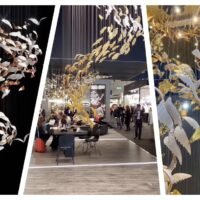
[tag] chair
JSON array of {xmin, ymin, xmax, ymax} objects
[
  {"xmin": 84, "ymin": 124, "xmax": 101, "ymax": 155},
  {"xmin": 76, "ymin": 126, "xmax": 91, "ymax": 152},
  {"xmin": 56, "ymin": 134, "xmax": 75, "ymax": 165}
]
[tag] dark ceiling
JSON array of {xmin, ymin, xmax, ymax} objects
[
  {"xmin": 95, "ymin": 60, "xmax": 147, "ymax": 81},
  {"xmin": 50, "ymin": 5, "xmax": 147, "ymax": 81}
]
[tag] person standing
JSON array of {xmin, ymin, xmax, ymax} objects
[
  {"xmin": 119, "ymin": 105, "xmax": 125, "ymax": 127},
  {"xmin": 134, "ymin": 104, "xmax": 144, "ymax": 140},
  {"xmin": 125, "ymin": 105, "xmax": 131, "ymax": 131},
  {"xmin": 113, "ymin": 106, "xmax": 122, "ymax": 129}
]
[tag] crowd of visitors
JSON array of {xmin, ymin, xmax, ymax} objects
[
  {"xmin": 111, "ymin": 104, "xmax": 148, "ymax": 140},
  {"xmin": 36, "ymin": 107, "xmax": 80, "ymax": 148}
]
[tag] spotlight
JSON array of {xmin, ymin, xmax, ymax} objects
[
  {"xmin": 174, "ymin": 6, "xmax": 181, "ymax": 14},
  {"xmin": 182, "ymin": 102, "xmax": 190, "ymax": 110}
]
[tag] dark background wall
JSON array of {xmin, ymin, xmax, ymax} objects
[
  {"xmin": 0, "ymin": 6, "xmax": 54, "ymax": 194},
  {"xmin": 51, "ymin": 6, "xmax": 146, "ymax": 61},
  {"xmin": 160, "ymin": 34, "xmax": 200, "ymax": 195}
]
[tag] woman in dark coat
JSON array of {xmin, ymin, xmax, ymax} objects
[{"xmin": 125, "ymin": 105, "xmax": 131, "ymax": 131}]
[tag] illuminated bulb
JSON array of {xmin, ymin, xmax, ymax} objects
[
  {"xmin": 193, "ymin": 16, "xmax": 198, "ymax": 23},
  {"xmin": 177, "ymin": 32, "xmax": 183, "ymax": 38},
  {"xmin": 149, "ymin": 25, "xmax": 153, "ymax": 29},
  {"xmin": 174, "ymin": 6, "xmax": 181, "ymax": 14},
  {"xmin": 176, "ymin": 54, "xmax": 180, "ymax": 59},
  {"xmin": 195, "ymin": 42, "xmax": 198, "ymax": 47},
  {"xmin": 182, "ymin": 102, "xmax": 189, "ymax": 110}
]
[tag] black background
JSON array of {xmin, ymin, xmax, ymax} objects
[{"xmin": 0, "ymin": 6, "xmax": 54, "ymax": 194}]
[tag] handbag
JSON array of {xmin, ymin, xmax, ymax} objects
[{"xmin": 35, "ymin": 128, "xmax": 46, "ymax": 153}]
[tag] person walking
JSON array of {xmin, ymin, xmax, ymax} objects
[
  {"xmin": 134, "ymin": 104, "xmax": 144, "ymax": 140},
  {"xmin": 125, "ymin": 105, "xmax": 131, "ymax": 131}
]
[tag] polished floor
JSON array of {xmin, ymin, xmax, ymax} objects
[{"xmin": 24, "ymin": 129, "xmax": 159, "ymax": 194}]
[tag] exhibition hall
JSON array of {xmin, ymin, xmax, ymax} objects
[{"xmin": 24, "ymin": 5, "xmax": 159, "ymax": 195}]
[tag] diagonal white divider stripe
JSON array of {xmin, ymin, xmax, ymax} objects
[
  {"xmin": 141, "ymin": 5, "xmax": 166, "ymax": 195},
  {"xmin": 18, "ymin": 5, "xmax": 61, "ymax": 196},
  {"xmin": 29, "ymin": 162, "xmax": 157, "ymax": 169}
]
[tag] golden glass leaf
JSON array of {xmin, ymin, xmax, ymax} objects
[
  {"xmin": 132, "ymin": 38, "xmax": 137, "ymax": 46},
  {"xmin": 136, "ymin": 30, "xmax": 143, "ymax": 38},
  {"xmin": 100, "ymin": 26, "xmax": 107, "ymax": 35},
  {"xmin": 108, "ymin": 52, "xmax": 115, "ymax": 58},
  {"xmin": 92, "ymin": 37, "xmax": 103, "ymax": 47},
  {"xmin": 99, "ymin": 56, "xmax": 107, "ymax": 63},
  {"xmin": 193, "ymin": 106, "xmax": 200, "ymax": 111},
  {"xmin": 170, "ymin": 189, "xmax": 182, "ymax": 195},
  {"xmin": 159, "ymin": 79, "xmax": 176, "ymax": 95},
  {"xmin": 102, "ymin": 41, "xmax": 110, "ymax": 51},
  {"xmin": 112, "ymin": 45, "xmax": 120, "ymax": 51},
  {"xmin": 120, "ymin": 42, "xmax": 130, "ymax": 54},
  {"xmin": 98, "ymin": 14, "xmax": 104, "ymax": 20},
  {"xmin": 160, "ymin": 124, "xmax": 169, "ymax": 137},
  {"xmin": 180, "ymin": 110, "xmax": 188, "ymax": 117},
  {"xmin": 118, "ymin": 34, "xmax": 123, "ymax": 42},
  {"xmin": 111, "ymin": 53, "xmax": 120, "ymax": 60},
  {"xmin": 180, "ymin": 93, "xmax": 193, "ymax": 100},
  {"xmin": 190, "ymin": 128, "xmax": 200, "ymax": 143},
  {"xmin": 121, "ymin": 28, "xmax": 127, "ymax": 38},
  {"xmin": 109, "ymin": 41, "xmax": 116, "ymax": 49},
  {"xmin": 108, "ymin": 28, "xmax": 118, "ymax": 40}
]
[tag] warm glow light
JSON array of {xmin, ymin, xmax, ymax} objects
[
  {"xmin": 176, "ymin": 54, "xmax": 180, "ymax": 59},
  {"xmin": 177, "ymin": 32, "xmax": 183, "ymax": 39},
  {"xmin": 182, "ymin": 102, "xmax": 190, "ymax": 110},
  {"xmin": 174, "ymin": 6, "xmax": 181, "ymax": 14},
  {"xmin": 195, "ymin": 42, "xmax": 198, "ymax": 47},
  {"xmin": 193, "ymin": 16, "xmax": 198, "ymax": 23},
  {"xmin": 49, "ymin": 99, "xmax": 65, "ymax": 104}
]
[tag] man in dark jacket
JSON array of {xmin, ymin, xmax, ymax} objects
[{"xmin": 134, "ymin": 104, "xmax": 145, "ymax": 140}]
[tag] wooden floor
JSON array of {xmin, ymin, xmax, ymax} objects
[{"xmin": 24, "ymin": 129, "xmax": 160, "ymax": 194}]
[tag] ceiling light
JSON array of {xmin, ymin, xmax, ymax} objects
[
  {"xmin": 177, "ymin": 32, "xmax": 183, "ymax": 38},
  {"xmin": 182, "ymin": 102, "xmax": 190, "ymax": 110},
  {"xmin": 193, "ymin": 16, "xmax": 198, "ymax": 23},
  {"xmin": 174, "ymin": 6, "xmax": 181, "ymax": 14}
]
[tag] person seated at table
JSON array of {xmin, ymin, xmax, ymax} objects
[
  {"xmin": 46, "ymin": 113, "xmax": 59, "ymax": 126},
  {"xmin": 36, "ymin": 115, "xmax": 51, "ymax": 143},
  {"xmin": 58, "ymin": 114, "xmax": 68, "ymax": 130}
]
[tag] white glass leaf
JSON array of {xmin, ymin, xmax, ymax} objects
[
  {"xmin": 165, "ymin": 97, "xmax": 182, "ymax": 126},
  {"xmin": 1, "ymin": 61, "xmax": 10, "ymax": 67},
  {"xmin": 1, "ymin": 18, "xmax": 13, "ymax": 29},
  {"xmin": 0, "ymin": 146, "xmax": 4, "ymax": 151},
  {"xmin": 183, "ymin": 116, "xmax": 200, "ymax": 130},
  {"xmin": 157, "ymin": 100, "xmax": 174, "ymax": 129},
  {"xmin": 5, "ymin": 39, "xmax": 16, "ymax": 47},
  {"xmin": 174, "ymin": 126, "xmax": 191, "ymax": 155},
  {"xmin": 172, "ymin": 173, "xmax": 192, "ymax": 184},
  {"xmin": 28, "ymin": 18, "xmax": 40, "ymax": 25},
  {"xmin": 7, "ymin": 73, "xmax": 25, "ymax": 80},
  {"xmin": 164, "ymin": 134, "xmax": 182, "ymax": 165},
  {"xmin": 1, "ymin": 89, "xmax": 10, "ymax": 99},
  {"xmin": 163, "ymin": 168, "xmax": 174, "ymax": 184},
  {"xmin": 177, "ymin": 74, "xmax": 194, "ymax": 88},
  {"xmin": 0, "ymin": 112, "xmax": 10, "ymax": 122},
  {"xmin": 0, "ymin": 44, "xmax": 12, "ymax": 54}
]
